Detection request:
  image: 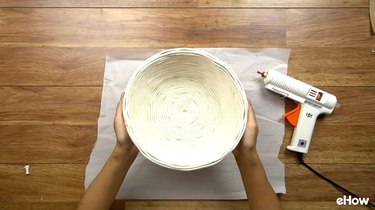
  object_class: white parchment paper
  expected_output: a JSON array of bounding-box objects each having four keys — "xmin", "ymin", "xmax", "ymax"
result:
[{"xmin": 85, "ymin": 48, "xmax": 290, "ymax": 199}]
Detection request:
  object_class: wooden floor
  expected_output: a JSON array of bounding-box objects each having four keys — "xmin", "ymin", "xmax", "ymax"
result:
[{"xmin": 0, "ymin": 0, "xmax": 374, "ymax": 209}]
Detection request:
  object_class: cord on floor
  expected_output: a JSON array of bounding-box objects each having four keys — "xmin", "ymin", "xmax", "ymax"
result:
[{"xmin": 296, "ymin": 152, "xmax": 375, "ymax": 209}]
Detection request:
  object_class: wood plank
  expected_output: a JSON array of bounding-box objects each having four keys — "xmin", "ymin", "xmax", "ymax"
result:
[
  {"xmin": 124, "ymin": 200, "xmax": 248, "ymax": 210},
  {"xmin": 1, "ymin": 163, "xmax": 373, "ymax": 202},
  {"xmin": 0, "ymin": 8, "xmax": 286, "ymax": 48},
  {"xmin": 1, "ymin": 47, "xmax": 375, "ymax": 87},
  {"xmin": 0, "ymin": 86, "xmax": 373, "ymax": 124},
  {"xmin": 280, "ymin": 201, "xmax": 371, "ymax": 210},
  {"xmin": 0, "ymin": 47, "xmax": 106, "ymax": 86},
  {"xmin": 0, "ymin": 202, "xmax": 78, "ymax": 210},
  {"xmin": 0, "ymin": 87, "xmax": 101, "ymax": 124},
  {"xmin": 1, "ymin": 201, "xmax": 373, "ymax": 210},
  {"xmin": 287, "ymin": 9, "xmax": 375, "ymax": 47},
  {"xmin": 0, "ymin": 164, "xmax": 84, "ymax": 202},
  {"xmin": 279, "ymin": 125, "xmax": 375, "ymax": 164},
  {"xmin": 123, "ymin": 201, "xmax": 372, "ymax": 210},
  {"xmin": 198, "ymin": 0, "xmax": 369, "ymax": 8},
  {"xmin": 0, "ymin": 47, "xmax": 162, "ymax": 86},
  {"xmin": 282, "ymin": 164, "xmax": 375, "ymax": 202},
  {"xmin": 0, "ymin": 0, "xmax": 368, "ymax": 8},
  {"xmin": 1, "ymin": 200, "xmax": 133, "ymax": 210},
  {"xmin": 3, "ymin": 201, "xmax": 370, "ymax": 210},
  {"xmin": 0, "ymin": 0, "xmax": 199, "ymax": 8},
  {"xmin": 288, "ymin": 47, "xmax": 375, "ymax": 86},
  {"xmin": 0, "ymin": 125, "xmax": 96, "ymax": 164},
  {"xmin": 0, "ymin": 200, "xmax": 124, "ymax": 210}
]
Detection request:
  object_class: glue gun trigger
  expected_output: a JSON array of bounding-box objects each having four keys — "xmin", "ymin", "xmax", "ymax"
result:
[{"xmin": 283, "ymin": 101, "xmax": 301, "ymax": 127}]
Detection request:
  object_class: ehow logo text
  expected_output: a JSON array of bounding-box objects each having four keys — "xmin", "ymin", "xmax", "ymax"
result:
[{"xmin": 336, "ymin": 195, "xmax": 369, "ymax": 206}]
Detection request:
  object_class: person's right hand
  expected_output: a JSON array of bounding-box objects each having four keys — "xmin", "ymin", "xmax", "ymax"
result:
[{"xmin": 232, "ymin": 102, "xmax": 259, "ymax": 158}]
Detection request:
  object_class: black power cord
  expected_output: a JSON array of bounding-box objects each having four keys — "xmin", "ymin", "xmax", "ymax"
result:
[{"xmin": 296, "ymin": 152, "xmax": 375, "ymax": 209}]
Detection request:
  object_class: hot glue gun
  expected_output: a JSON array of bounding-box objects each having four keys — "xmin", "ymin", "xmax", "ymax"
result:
[{"xmin": 258, "ymin": 70, "xmax": 338, "ymax": 153}]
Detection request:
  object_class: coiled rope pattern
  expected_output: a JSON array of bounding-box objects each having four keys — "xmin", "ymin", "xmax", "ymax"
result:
[{"xmin": 124, "ymin": 48, "xmax": 248, "ymax": 171}]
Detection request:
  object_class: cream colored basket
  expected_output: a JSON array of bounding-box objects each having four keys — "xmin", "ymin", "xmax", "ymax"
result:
[{"xmin": 123, "ymin": 48, "xmax": 248, "ymax": 171}]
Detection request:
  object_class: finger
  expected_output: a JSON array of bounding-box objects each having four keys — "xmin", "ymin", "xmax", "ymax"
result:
[
  {"xmin": 117, "ymin": 91, "xmax": 125, "ymax": 110},
  {"xmin": 246, "ymin": 102, "xmax": 257, "ymax": 125},
  {"xmin": 115, "ymin": 92, "xmax": 125, "ymax": 122}
]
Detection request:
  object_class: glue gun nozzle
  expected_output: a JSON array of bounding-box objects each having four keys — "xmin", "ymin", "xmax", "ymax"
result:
[{"xmin": 257, "ymin": 71, "xmax": 268, "ymax": 78}]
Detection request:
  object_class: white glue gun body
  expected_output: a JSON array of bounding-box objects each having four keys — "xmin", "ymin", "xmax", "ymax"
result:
[{"xmin": 259, "ymin": 70, "xmax": 337, "ymax": 153}]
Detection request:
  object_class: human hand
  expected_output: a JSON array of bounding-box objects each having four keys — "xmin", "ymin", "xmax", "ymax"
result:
[
  {"xmin": 114, "ymin": 92, "xmax": 138, "ymax": 155},
  {"xmin": 77, "ymin": 93, "xmax": 138, "ymax": 210},
  {"xmin": 232, "ymin": 103, "xmax": 282, "ymax": 210},
  {"xmin": 232, "ymin": 102, "xmax": 259, "ymax": 158}
]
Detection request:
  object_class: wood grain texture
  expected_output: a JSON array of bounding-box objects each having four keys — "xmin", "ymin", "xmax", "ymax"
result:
[
  {"xmin": 3, "ymin": 8, "xmax": 373, "ymax": 48},
  {"xmin": 124, "ymin": 201, "xmax": 371, "ymax": 210},
  {"xmin": 0, "ymin": 87, "xmax": 101, "ymax": 124},
  {"xmin": 282, "ymin": 164, "xmax": 375, "ymax": 202},
  {"xmin": 124, "ymin": 200, "xmax": 248, "ymax": 210},
  {"xmin": 0, "ymin": 164, "xmax": 84, "ymax": 202},
  {"xmin": 371, "ymin": 0, "xmax": 375, "ymax": 32},
  {"xmin": 0, "ymin": 200, "xmax": 124, "ymax": 210},
  {"xmin": 1, "ymin": 164, "xmax": 373, "ymax": 203},
  {"xmin": 288, "ymin": 47, "xmax": 375, "ymax": 86},
  {"xmin": 0, "ymin": 125, "xmax": 97, "ymax": 164},
  {"xmin": 0, "ymin": 0, "xmax": 368, "ymax": 8},
  {"xmin": 198, "ymin": 0, "xmax": 369, "ymax": 8},
  {"xmin": 287, "ymin": 9, "xmax": 375, "ymax": 47},
  {"xmin": 0, "ymin": 0, "xmax": 200, "ymax": 8},
  {"xmin": 0, "ymin": 202, "xmax": 79, "ymax": 210},
  {"xmin": 1, "ymin": 47, "xmax": 375, "ymax": 87},
  {"xmin": 0, "ymin": 8, "xmax": 286, "ymax": 48},
  {"xmin": 0, "ymin": 47, "xmax": 106, "ymax": 86},
  {"xmin": 279, "ymin": 125, "xmax": 375, "ymax": 164},
  {"xmin": 6, "ymin": 201, "xmax": 370, "ymax": 210},
  {"xmin": 280, "ymin": 202, "xmax": 370, "ymax": 210}
]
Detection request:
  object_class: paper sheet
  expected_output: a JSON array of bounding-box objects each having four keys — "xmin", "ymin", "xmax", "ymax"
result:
[{"xmin": 85, "ymin": 48, "xmax": 290, "ymax": 199}]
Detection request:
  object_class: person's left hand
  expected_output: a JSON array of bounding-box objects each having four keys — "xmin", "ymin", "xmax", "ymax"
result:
[{"xmin": 114, "ymin": 92, "xmax": 138, "ymax": 155}]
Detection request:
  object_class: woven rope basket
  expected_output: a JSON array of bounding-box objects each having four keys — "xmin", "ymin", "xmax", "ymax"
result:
[{"xmin": 123, "ymin": 48, "xmax": 248, "ymax": 171}]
